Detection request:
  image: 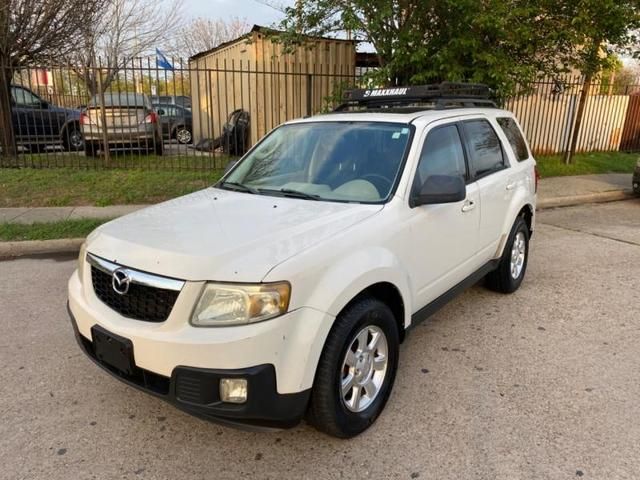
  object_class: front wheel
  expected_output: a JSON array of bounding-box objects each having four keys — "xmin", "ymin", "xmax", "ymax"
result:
[
  {"xmin": 307, "ymin": 296, "xmax": 399, "ymax": 438},
  {"xmin": 485, "ymin": 216, "xmax": 530, "ymax": 293},
  {"xmin": 175, "ymin": 126, "xmax": 192, "ymax": 144},
  {"xmin": 63, "ymin": 124, "xmax": 84, "ymax": 151}
]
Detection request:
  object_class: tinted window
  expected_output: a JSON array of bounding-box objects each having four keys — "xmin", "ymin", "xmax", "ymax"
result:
[
  {"xmin": 497, "ymin": 117, "xmax": 529, "ymax": 161},
  {"xmin": 11, "ymin": 87, "xmax": 42, "ymax": 107},
  {"xmin": 415, "ymin": 125, "xmax": 466, "ymax": 187},
  {"xmin": 462, "ymin": 120, "xmax": 506, "ymax": 178}
]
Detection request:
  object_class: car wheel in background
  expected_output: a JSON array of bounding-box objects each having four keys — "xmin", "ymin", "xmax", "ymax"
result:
[
  {"xmin": 63, "ymin": 124, "xmax": 84, "ymax": 151},
  {"xmin": 154, "ymin": 136, "xmax": 164, "ymax": 156},
  {"xmin": 84, "ymin": 141, "xmax": 100, "ymax": 158},
  {"xmin": 307, "ymin": 296, "xmax": 399, "ymax": 438},
  {"xmin": 175, "ymin": 127, "xmax": 192, "ymax": 145},
  {"xmin": 485, "ymin": 216, "xmax": 530, "ymax": 293}
]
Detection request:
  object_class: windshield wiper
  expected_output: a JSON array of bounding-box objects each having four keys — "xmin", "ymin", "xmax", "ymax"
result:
[
  {"xmin": 277, "ymin": 188, "xmax": 321, "ymax": 200},
  {"xmin": 220, "ymin": 181, "xmax": 259, "ymax": 194}
]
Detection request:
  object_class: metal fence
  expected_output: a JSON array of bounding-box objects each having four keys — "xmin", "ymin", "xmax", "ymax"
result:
[
  {"xmin": 1, "ymin": 61, "xmax": 640, "ymax": 172},
  {"xmin": 0, "ymin": 58, "xmax": 365, "ymax": 171}
]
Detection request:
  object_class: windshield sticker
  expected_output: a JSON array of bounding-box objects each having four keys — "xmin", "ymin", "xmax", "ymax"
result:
[
  {"xmin": 392, "ymin": 132, "xmax": 401, "ymax": 139},
  {"xmin": 401, "ymin": 128, "xmax": 409, "ymax": 135}
]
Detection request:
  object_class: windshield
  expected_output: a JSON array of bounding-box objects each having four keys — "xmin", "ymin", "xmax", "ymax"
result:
[{"xmin": 222, "ymin": 121, "xmax": 412, "ymax": 203}]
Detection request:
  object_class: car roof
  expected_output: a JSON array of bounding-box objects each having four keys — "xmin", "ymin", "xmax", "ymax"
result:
[{"xmin": 286, "ymin": 107, "xmax": 515, "ymax": 126}]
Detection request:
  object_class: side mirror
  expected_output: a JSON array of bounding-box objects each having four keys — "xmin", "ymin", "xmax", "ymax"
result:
[
  {"xmin": 157, "ymin": 108, "xmax": 165, "ymax": 116},
  {"xmin": 40, "ymin": 100, "xmax": 49, "ymax": 109},
  {"xmin": 224, "ymin": 159, "xmax": 238, "ymax": 174},
  {"xmin": 410, "ymin": 175, "xmax": 466, "ymax": 208}
]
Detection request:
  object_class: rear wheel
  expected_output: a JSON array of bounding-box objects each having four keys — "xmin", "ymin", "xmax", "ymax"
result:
[
  {"xmin": 307, "ymin": 296, "xmax": 399, "ymax": 438},
  {"xmin": 154, "ymin": 136, "xmax": 164, "ymax": 156},
  {"xmin": 63, "ymin": 124, "xmax": 84, "ymax": 151},
  {"xmin": 84, "ymin": 141, "xmax": 99, "ymax": 158},
  {"xmin": 174, "ymin": 126, "xmax": 192, "ymax": 145},
  {"xmin": 485, "ymin": 216, "xmax": 530, "ymax": 293}
]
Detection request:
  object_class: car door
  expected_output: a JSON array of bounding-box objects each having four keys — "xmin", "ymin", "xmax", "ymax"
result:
[
  {"xmin": 11, "ymin": 86, "xmax": 59, "ymax": 142},
  {"xmin": 460, "ymin": 118, "xmax": 514, "ymax": 260},
  {"xmin": 406, "ymin": 121, "xmax": 482, "ymax": 306}
]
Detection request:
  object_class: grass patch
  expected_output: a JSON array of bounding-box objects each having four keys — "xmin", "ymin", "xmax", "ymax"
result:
[
  {"xmin": 0, "ymin": 167, "xmax": 225, "ymax": 207},
  {"xmin": 0, "ymin": 219, "xmax": 109, "ymax": 241},
  {"xmin": 536, "ymin": 152, "xmax": 638, "ymax": 178}
]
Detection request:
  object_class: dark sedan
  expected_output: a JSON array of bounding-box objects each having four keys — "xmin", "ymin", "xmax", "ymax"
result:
[
  {"xmin": 154, "ymin": 104, "xmax": 193, "ymax": 144},
  {"xmin": 11, "ymin": 84, "xmax": 83, "ymax": 152}
]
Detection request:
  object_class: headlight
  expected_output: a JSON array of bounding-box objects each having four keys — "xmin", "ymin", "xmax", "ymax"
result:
[
  {"xmin": 191, "ymin": 282, "xmax": 291, "ymax": 327},
  {"xmin": 77, "ymin": 242, "xmax": 87, "ymax": 282}
]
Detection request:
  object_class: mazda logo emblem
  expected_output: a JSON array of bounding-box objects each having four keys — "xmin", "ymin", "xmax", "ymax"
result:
[{"xmin": 112, "ymin": 268, "xmax": 131, "ymax": 295}]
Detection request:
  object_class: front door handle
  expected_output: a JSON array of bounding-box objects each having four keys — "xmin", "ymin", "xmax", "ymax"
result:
[
  {"xmin": 506, "ymin": 182, "xmax": 516, "ymax": 191},
  {"xmin": 461, "ymin": 200, "xmax": 475, "ymax": 212}
]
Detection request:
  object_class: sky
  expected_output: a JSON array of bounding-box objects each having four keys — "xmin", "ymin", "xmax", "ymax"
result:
[{"xmin": 181, "ymin": 0, "xmax": 290, "ymax": 27}]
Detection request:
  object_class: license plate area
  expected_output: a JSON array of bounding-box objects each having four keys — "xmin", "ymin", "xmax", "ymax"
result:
[{"xmin": 91, "ymin": 325, "xmax": 135, "ymax": 375}]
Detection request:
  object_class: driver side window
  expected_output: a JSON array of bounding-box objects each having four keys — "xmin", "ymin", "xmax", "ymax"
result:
[{"xmin": 414, "ymin": 124, "xmax": 467, "ymax": 189}]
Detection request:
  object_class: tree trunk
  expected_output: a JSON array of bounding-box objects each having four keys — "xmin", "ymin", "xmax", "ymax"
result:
[
  {"xmin": 0, "ymin": 60, "xmax": 17, "ymax": 161},
  {"xmin": 564, "ymin": 73, "xmax": 592, "ymax": 165}
]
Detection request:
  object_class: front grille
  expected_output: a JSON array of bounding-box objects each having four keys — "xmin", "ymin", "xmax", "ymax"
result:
[{"xmin": 91, "ymin": 266, "xmax": 180, "ymax": 322}]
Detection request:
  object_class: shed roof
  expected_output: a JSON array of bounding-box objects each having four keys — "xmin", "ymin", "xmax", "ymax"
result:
[{"xmin": 189, "ymin": 24, "xmax": 356, "ymax": 61}]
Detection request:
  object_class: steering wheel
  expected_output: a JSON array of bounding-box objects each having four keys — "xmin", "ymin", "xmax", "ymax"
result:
[{"xmin": 360, "ymin": 174, "xmax": 392, "ymax": 195}]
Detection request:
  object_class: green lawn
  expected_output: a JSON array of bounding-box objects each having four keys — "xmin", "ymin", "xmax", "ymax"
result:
[
  {"xmin": 0, "ymin": 219, "xmax": 109, "ymax": 241},
  {"xmin": 536, "ymin": 152, "xmax": 638, "ymax": 178},
  {"xmin": 0, "ymin": 166, "xmax": 225, "ymax": 207}
]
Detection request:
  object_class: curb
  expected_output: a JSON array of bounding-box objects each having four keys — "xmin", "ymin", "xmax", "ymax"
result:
[
  {"xmin": 0, "ymin": 238, "xmax": 84, "ymax": 259},
  {"xmin": 537, "ymin": 190, "xmax": 635, "ymax": 210}
]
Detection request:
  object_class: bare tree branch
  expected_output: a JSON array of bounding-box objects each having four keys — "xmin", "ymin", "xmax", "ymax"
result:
[{"xmin": 170, "ymin": 17, "xmax": 251, "ymax": 58}]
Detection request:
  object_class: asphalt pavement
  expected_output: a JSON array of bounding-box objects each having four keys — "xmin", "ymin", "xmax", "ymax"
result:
[{"xmin": 1, "ymin": 199, "xmax": 639, "ymax": 480}]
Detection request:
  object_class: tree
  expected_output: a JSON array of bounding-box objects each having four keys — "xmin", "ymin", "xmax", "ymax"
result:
[
  {"xmin": 172, "ymin": 17, "xmax": 251, "ymax": 58},
  {"xmin": 68, "ymin": 0, "xmax": 183, "ymax": 96},
  {"xmin": 560, "ymin": 0, "xmax": 640, "ymax": 164},
  {"xmin": 0, "ymin": 0, "xmax": 105, "ymax": 157},
  {"xmin": 275, "ymin": 0, "xmax": 573, "ymax": 95}
]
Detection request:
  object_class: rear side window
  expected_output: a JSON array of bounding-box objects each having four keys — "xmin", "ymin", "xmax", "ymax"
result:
[
  {"xmin": 462, "ymin": 120, "xmax": 506, "ymax": 178},
  {"xmin": 414, "ymin": 125, "xmax": 467, "ymax": 187},
  {"xmin": 497, "ymin": 117, "xmax": 529, "ymax": 161}
]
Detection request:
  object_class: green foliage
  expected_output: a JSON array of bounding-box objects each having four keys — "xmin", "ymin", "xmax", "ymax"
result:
[
  {"xmin": 536, "ymin": 152, "xmax": 639, "ymax": 178},
  {"xmin": 277, "ymin": 0, "xmax": 640, "ymax": 98}
]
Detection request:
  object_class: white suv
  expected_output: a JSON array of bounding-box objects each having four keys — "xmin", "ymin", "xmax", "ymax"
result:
[{"xmin": 68, "ymin": 84, "xmax": 537, "ymax": 438}]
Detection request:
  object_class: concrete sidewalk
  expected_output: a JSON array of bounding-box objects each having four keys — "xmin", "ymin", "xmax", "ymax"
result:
[
  {"xmin": 0, "ymin": 173, "xmax": 635, "ymax": 225},
  {"xmin": 0, "ymin": 204, "xmax": 146, "ymax": 225}
]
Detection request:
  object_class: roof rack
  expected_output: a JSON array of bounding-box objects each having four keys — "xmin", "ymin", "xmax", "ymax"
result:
[{"xmin": 334, "ymin": 82, "xmax": 496, "ymax": 112}]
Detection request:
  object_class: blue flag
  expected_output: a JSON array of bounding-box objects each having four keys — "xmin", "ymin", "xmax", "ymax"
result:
[{"xmin": 156, "ymin": 48, "xmax": 174, "ymax": 70}]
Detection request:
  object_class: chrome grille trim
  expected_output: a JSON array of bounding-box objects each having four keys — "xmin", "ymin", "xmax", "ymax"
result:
[{"xmin": 86, "ymin": 253, "xmax": 185, "ymax": 292}]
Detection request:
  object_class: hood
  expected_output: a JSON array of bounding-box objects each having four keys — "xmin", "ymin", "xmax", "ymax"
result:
[{"xmin": 86, "ymin": 188, "xmax": 383, "ymax": 282}]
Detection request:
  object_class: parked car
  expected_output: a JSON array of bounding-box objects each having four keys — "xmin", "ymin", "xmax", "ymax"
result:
[
  {"xmin": 68, "ymin": 83, "xmax": 537, "ymax": 438},
  {"xmin": 81, "ymin": 93, "xmax": 163, "ymax": 157},
  {"xmin": 10, "ymin": 84, "xmax": 84, "ymax": 152},
  {"xmin": 633, "ymin": 159, "xmax": 640, "ymax": 194},
  {"xmin": 151, "ymin": 95, "xmax": 191, "ymax": 110},
  {"xmin": 154, "ymin": 103, "xmax": 193, "ymax": 144}
]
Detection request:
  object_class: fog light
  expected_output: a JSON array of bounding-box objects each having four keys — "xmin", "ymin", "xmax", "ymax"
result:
[{"xmin": 220, "ymin": 378, "xmax": 248, "ymax": 404}]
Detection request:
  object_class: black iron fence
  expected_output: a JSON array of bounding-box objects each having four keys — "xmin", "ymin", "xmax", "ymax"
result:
[{"xmin": 1, "ymin": 60, "xmax": 640, "ymax": 171}]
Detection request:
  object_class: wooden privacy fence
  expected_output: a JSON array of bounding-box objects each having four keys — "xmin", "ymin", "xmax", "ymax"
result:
[{"xmin": 506, "ymin": 76, "xmax": 640, "ymax": 156}]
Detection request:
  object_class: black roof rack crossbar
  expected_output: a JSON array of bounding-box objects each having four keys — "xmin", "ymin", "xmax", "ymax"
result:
[{"xmin": 334, "ymin": 82, "xmax": 497, "ymax": 111}]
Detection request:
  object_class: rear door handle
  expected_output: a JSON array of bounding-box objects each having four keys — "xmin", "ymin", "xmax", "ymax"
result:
[
  {"xmin": 461, "ymin": 200, "xmax": 475, "ymax": 212},
  {"xmin": 506, "ymin": 182, "xmax": 516, "ymax": 191}
]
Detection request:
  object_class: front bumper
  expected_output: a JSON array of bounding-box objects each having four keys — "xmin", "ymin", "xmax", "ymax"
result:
[{"xmin": 68, "ymin": 304, "xmax": 311, "ymax": 429}]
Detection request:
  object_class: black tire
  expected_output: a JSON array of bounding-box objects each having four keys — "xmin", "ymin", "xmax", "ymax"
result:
[
  {"xmin": 307, "ymin": 296, "xmax": 400, "ymax": 438},
  {"xmin": 28, "ymin": 144, "xmax": 46, "ymax": 153},
  {"xmin": 154, "ymin": 136, "xmax": 164, "ymax": 156},
  {"xmin": 63, "ymin": 123, "xmax": 84, "ymax": 151},
  {"xmin": 485, "ymin": 216, "xmax": 530, "ymax": 293},
  {"xmin": 84, "ymin": 141, "xmax": 99, "ymax": 158}
]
